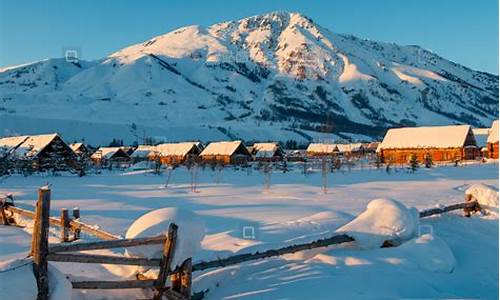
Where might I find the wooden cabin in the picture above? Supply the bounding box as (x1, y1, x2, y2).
(306, 143, 339, 157)
(487, 120, 499, 159)
(250, 142, 284, 161)
(0, 133, 78, 171)
(130, 145, 157, 162)
(151, 142, 201, 165)
(90, 147, 131, 166)
(336, 143, 365, 157)
(200, 141, 251, 165)
(377, 125, 478, 164)
(70, 143, 91, 158)
(364, 142, 380, 154)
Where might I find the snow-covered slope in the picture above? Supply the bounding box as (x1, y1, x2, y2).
(0, 11, 498, 144)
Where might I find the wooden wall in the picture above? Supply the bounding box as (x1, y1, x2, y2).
(488, 142, 499, 159)
(380, 147, 474, 164)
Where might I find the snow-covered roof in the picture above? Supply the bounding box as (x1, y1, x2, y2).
(252, 143, 279, 152)
(154, 142, 199, 157)
(91, 147, 129, 160)
(336, 143, 364, 153)
(306, 143, 339, 154)
(130, 145, 157, 158)
(69, 143, 83, 151)
(200, 141, 247, 156)
(378, 125, 475, 150)
(0, 136, 29, 153)
(487, 120, 499, 144)
(0, 133, 60, 158)
(365, 142, 380, 151)
(473, 128, 490, 147)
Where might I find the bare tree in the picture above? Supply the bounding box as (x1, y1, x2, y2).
(263, 160, 272, 191)
(190, 162, 199, 193)
(165, 165, 174, 188)
(321, 156, 328, 194)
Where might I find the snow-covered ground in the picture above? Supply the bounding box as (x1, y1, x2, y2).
(0, 162, 498, 299)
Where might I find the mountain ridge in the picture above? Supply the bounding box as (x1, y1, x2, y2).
(0, 11, 497, 144)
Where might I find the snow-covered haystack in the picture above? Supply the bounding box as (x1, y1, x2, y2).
(336, 199, 419, 249)
(125, 208, 205, 268)
(0, 258, 72, 300)
(465, 184, 499, 215)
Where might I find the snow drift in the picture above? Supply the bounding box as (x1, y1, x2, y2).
(399, 234, 456, 273)
(125, 208, 205, 268)
(336, 199, 419, 249)
(465, 183, 499, 215)
(0, 258, 72, 300)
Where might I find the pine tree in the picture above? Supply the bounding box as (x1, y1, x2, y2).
(408, 154, 419, 172)
(424, 154, 433, 168)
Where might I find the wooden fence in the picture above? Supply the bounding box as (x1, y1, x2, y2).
(0, 188, 481, 300)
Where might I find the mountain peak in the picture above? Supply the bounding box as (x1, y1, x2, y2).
(0, 11, 497, 143)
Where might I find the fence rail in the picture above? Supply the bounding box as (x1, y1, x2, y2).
(0, 187, 482, 300)
(48, 235, 166, 253)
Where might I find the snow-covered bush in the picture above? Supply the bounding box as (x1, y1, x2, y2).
(336, 198, 419, 249)
(125, 208, 205, 268)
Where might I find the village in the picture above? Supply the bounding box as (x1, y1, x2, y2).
(0, 121, 498, 299)
(0, 121, 498, 177)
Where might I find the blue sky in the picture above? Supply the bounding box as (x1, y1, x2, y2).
(1, 0, 498, 74)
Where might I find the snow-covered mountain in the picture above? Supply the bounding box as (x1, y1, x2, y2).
(1, 12, 498, 144)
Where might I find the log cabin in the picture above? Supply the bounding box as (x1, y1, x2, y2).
(306, 143, 339, 157)
(377, 125, 478, 164)
(472, 128, 490, 157)
(336, 143, 365, 157)
(487, 120, 499, 159)
(151, 142, 202, 165)
(70, 143, 91, 158)
(90, 147, 131, 166)
(200, 141, 251, 165)
(0, 133, 78, 171)
(250, 142, 284, 161)
(364, 142, 380, 154)
(130, 145, 157, 162)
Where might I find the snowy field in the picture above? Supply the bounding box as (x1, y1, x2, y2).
(0, 162, 498, 299)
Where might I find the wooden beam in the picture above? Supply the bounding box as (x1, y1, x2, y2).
(60, 208, 69, 242)
(49, 235, 166, 253)
(72, 208, 80, 240)
(419, 201, 478, 218)
(68, 219, 120, 240)
(31, 187, 51, 300)
(71, 279, 156, 289)
(153, 223, 178, 300)
(47, 253, 161, 266)
(163, 289, 186, 300)
(4, 205, 119, 241)
(192, 234, 355, 272)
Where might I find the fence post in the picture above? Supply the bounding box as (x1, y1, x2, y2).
(31, 187, 51, 300)
(0, 205, 8, 225)
(153, 223, 178, 300)
(180, 258, 192, 298)
(72, 207, 80, 240)
(60, 208, 69, 242)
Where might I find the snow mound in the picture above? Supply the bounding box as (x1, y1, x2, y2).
(400, 234, 456, 273)
(336, 199, 419, 249)
(0, 258, 72, 300)
(125, 208, 205, 268)
(465, 184, 499, 215)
